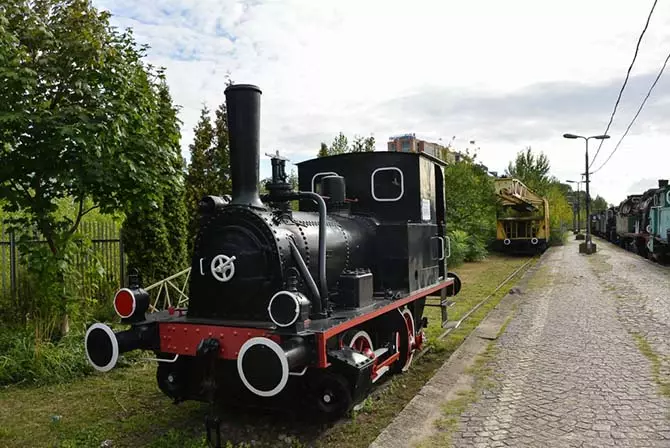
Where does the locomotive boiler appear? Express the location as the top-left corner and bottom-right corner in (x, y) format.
(84, 84), (461, 426)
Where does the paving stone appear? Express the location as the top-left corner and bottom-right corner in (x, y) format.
(451, 240), (670, 447)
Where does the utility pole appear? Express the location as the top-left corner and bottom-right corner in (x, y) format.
(566, 179), (583, 238)
(563, 133), (610, 254)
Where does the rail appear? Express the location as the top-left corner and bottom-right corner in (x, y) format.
(415, 256), (536, 361)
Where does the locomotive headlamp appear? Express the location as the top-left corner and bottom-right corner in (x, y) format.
(113, 287), (149, 322)
(268, 291), (310, 328)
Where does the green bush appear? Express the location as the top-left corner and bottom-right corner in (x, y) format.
(549, 226), (568, 246)
(465, 234), (488, 262)
(447, 230), (469, 266)
(0, 326), (92, 386)
(0, 324), (143, 387)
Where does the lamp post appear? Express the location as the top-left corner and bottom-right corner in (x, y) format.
(566, 179), (583, 237)
(563, 133), (610, 254)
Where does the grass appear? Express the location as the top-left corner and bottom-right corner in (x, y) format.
(630, 332), (670, 399)
(0, 254), (534, 448)
(586, 252), (613, 274)
(423, 254), (532, 342)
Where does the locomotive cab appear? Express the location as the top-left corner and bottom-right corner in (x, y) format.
(297, 151), (449, 295)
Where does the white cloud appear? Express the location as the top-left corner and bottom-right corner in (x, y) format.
(93, 0), (670, 204)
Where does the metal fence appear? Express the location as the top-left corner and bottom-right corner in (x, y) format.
(0, 220), (125, 301)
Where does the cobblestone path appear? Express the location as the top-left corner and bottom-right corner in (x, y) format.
(452, 239), (670, 448)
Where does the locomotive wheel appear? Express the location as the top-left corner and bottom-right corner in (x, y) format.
(389, 307), (417, 374)
(308, 371), (352, 420)
(399, 308), (416, 372)
(344, 330), (375, 359)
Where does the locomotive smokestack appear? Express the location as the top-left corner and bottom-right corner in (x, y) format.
(659, 179), (668, 188)
(225, 84), (264, 207)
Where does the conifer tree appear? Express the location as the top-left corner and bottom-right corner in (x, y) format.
(122, 80), (186, 285)
(211, 102), (232, 196)
(157, 81), (189, 271)
(185, 106), (215, 242)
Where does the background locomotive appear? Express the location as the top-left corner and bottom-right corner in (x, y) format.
(84, 84), (461, 421)
(590, 179), (670, 261)
(493, 178), (550, 254)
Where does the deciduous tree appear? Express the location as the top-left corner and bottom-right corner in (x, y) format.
(0, 0), (182, 333)
(591, 195), (608, 213)
(444, 157), (497, 262)
(505, 147), (551, 194)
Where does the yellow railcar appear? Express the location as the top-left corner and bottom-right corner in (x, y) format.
(494, 178), (549, 254)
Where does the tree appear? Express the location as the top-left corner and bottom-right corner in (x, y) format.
(330, 132), (349, 155)
(444, 157), (497, 263)
(505, 147), (551, 194)
(317, 133), (375, 157)
(0, 0), (182, 334)
(211, 102), (231, 196)
(591, 195), (608, 213)
(351, 135), (375, 152)
(122, 81), (189, 286)
(185, 106), (215, 242)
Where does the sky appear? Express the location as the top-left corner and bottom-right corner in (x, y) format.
(92, 0), (670, 206)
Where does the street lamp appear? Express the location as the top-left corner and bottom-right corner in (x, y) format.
(566, 179), (583, 236)
(562, 133), (610, 254)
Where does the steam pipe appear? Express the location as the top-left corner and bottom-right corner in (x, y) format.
(225, 84), (264, 207)
(288, 239), (322, 314)
(279, 191), (329, 316)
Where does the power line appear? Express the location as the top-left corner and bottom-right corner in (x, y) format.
(591, 50), (670, 175)
(590, 0), (659, 168)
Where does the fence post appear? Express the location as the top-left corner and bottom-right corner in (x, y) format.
(119, 235), (125, 288)
(9, 229), (16, 301)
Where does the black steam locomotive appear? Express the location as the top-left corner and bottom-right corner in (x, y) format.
(84, 84), (461, 423)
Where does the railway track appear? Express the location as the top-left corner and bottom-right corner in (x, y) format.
(415, 255), (536, 361)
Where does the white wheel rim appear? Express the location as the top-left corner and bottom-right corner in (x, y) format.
(400, 308), (416, 371)
(348, 331), (374, 355)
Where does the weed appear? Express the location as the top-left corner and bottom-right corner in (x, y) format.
(630, 332), (670, 398)
(0, 325), (144, 387)
(418, 340), (502, 448)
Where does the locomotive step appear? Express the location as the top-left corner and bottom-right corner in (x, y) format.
(373, 347), (389, 358)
